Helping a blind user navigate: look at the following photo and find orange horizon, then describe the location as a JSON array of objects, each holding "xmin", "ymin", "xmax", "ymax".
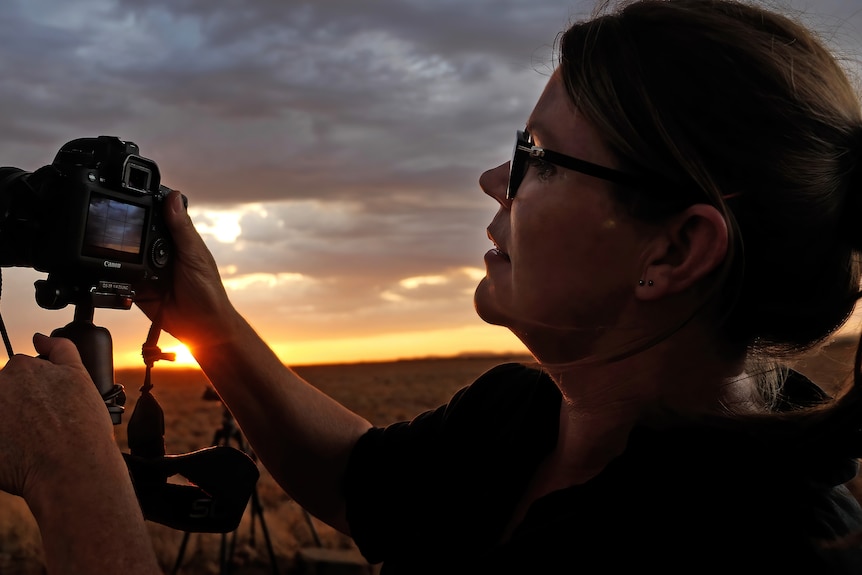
[{"xmin": 108, "ymin": 323, "xmax": 531, "ymax": 370}]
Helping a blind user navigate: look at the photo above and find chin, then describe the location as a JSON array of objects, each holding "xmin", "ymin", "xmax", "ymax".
[{"xmin": 473, "ymin": 279, "xmax": 512, "ymax": 328}]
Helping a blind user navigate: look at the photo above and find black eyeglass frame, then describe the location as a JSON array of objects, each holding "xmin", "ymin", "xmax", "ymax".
[{"xmin": 506, "ymin": 129, "xmax": 670, "ymax": 200}]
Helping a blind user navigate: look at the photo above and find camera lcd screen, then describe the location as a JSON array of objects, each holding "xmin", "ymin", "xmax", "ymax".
[{"xmin": 82, "ymin": 193, "xmax": 146, "ymax": 263}]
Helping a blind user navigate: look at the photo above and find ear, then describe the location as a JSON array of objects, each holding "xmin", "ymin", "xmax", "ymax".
[{"xmin": 636, "ymin": 204, "xmax": 728, "ymax": 301}]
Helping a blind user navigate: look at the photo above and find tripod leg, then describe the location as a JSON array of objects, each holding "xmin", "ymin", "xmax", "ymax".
[
  {"xmin": 171, "ymin": 531, "xmax": 191, "ymax": 575},
  {"xmin": 220, "ymin": 531, "xmax": 232, "ymax": 575},
  {"xmin": 303, "ymin": 507, "xmax": 322, "ymax": 547},
  {"xmin": 249, "ymin": 500, "xmax": 257, "ymax": 546},
  {"xmin": 249, "ymin": 490, "xmax": 280, "ymax": 575}
]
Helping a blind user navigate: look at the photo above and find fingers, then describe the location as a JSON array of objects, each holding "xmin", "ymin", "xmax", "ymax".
[
  {"xmin": 163, "ymin": 189, "xmax": 219, "ymax": 275},
  {"xmin": 165, "ymin": 189, "xmax": 201, "ymax": 250},
  {"xmin": 166, "ymin": 189, "xmax": 190, "ymax": 229},
  {"xmin": 32, "ymin": 334, "xmax": 83, "ymax": 368}
]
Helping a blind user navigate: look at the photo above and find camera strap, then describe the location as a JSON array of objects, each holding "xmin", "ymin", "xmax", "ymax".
[
  {"xmin": 125, "ymin": 309, "xmax": 260, "ymax": 533},
  {"xmin": 0, "ymin": 270, "xmax": 14, "ymax": 359},
  {"xmin": 127, "ymin": 312, "xmax": 175, "ymax": 462}
]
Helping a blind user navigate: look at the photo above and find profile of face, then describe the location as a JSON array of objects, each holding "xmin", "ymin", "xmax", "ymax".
[{"xmin": 474, "ymin": 71, "xmax": 651, "ymax": 360}]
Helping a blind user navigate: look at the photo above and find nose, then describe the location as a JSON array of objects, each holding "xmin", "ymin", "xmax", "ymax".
[{"xmin": 479, "ymin": 162, "xmax": 512, "ymax": 208}]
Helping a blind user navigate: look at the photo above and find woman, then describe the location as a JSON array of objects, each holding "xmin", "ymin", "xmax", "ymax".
[{"xmin": 2, "ymin": 0, "xmax": 862, "ymax": 572}]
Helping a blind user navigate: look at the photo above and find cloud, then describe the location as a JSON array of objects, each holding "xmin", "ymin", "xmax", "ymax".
[
  {"xmin": 0, "ymin": 0, "xmax": 860, "ymax": 365},
  {"xmin": 0, "ymin": 0, "xmax": 569, "ymax": 204}
]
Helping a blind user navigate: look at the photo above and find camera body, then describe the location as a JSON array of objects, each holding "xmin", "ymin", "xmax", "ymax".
[{"xmin": 0, "ymin": 136, "xmax": 183, "ymax": 309}]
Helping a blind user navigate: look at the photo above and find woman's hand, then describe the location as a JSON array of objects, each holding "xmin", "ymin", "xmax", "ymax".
[{"xmin": 135, "ymin": 189, "xmax": 242, "ymax": 349}]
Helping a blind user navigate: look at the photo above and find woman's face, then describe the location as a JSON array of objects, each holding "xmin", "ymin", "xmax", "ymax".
[{"xmin": 474, "ymin": 71, "xmax": 651, "ymax": 359}]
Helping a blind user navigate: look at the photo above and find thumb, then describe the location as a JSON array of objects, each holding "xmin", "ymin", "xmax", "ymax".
[
  {"xmin": 164, "ymin": 189, "xmax": 212, "ymax": 261},
  {"xmin": 33, "ymin": 334, "xmax": 84, "ymax": 368},
  {"xmin": 165, "ymin": 189, "xmax": 194, "ymax": 240}
]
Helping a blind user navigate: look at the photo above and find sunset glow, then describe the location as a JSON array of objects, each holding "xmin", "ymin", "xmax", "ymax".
[
  {"xmin": 110, "ymin": 323, "xmax": 527, "ymax": 370},
  {"xmin": 161, "ymin": 344, "xmax": 199, "ymax": 368}
]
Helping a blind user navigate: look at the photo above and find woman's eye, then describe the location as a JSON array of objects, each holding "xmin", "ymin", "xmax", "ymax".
[{"xmin": 526, "ymin": 157, "xmax": 557, "ymax": 181}]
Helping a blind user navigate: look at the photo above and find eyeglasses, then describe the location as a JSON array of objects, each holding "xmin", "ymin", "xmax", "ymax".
[{"xmin": 507, "ymin": 129, "xmax": 670, "ymax": 200}]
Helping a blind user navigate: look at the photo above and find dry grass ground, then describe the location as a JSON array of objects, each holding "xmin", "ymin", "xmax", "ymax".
[{"xmin": 0, "ymin": 344, "xmax": 859, "ymax": 574}]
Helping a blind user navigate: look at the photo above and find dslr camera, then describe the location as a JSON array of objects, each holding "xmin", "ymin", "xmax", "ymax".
[
  {"xmin": 0, "ymin": 138, "xmax": 259, "ymax": 535},
  {"xmin": 0, "ymin": 136, "xmax": 183, "ymax": 310}
]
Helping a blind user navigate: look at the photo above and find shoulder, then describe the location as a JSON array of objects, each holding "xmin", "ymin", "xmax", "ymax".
[
  {"xmin": 441, "ymin": 362, "xmax": 560, "ymax": 421},
  {"xmin": 373, "ymin": 362, "xmax": 560, "ymax": 448},
  {"xmin": 350, "ymin": 362, "xmax": 559, "ymax": 454},
  {"xmin": 344, "ymin": 363, "xmax": 562, "ymax": 563}
]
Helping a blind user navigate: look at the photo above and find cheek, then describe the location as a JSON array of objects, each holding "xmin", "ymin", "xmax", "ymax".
[{"xmin": 510, "ymin": 211, "xmax": 634, "ymax": 327}]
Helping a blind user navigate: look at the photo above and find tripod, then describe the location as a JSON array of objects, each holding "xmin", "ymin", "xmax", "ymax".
[{"xmin": 171, "ymin": 405, "xmax": 281, "ymax": 575}]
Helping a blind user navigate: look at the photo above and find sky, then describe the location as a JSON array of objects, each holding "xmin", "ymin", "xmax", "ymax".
[{"xmin": 0, "ymin": 0, "xmax": 860, "ymax": 370}]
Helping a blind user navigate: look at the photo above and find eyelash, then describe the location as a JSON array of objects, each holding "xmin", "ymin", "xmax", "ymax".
[{"xmin": 526, "ymin": 157, "xmax": 557, "ymax": 181}]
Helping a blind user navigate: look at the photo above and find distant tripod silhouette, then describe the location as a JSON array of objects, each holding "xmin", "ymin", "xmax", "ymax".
[{"xmin": 171, "ymin": 402, "xmax": 288, "ymax": 575}]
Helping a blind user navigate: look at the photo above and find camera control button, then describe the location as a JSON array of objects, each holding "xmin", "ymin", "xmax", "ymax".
[{"xmin": 151, "ymin": 238, "xmax": 170, "ymax": 268}]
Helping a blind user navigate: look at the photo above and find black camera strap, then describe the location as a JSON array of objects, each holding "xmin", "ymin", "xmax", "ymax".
[
  {"xmin": 126, "ymin": 312, "xmax": 174, "ymax": 462},
  {"xmin": 126, "ymin": 310, "xmax": 260, "ymax": 533},
  {"xmin": 0, "ymin": 270, "xmax": 15, "ymax": 359}
]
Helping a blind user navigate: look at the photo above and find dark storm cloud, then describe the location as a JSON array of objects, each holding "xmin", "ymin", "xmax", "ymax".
[{"xmin": 0, "ymin": 0, "xmax": 569, "ymax": 205}]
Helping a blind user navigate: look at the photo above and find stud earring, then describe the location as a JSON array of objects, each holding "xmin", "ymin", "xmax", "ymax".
[
  {"xmin": 648, "ymin": 280, "xmax": 654, "ymax": 287},
  {"xmin": 638, "ymin": 280, "xmax": 645, "ymax": 286}
]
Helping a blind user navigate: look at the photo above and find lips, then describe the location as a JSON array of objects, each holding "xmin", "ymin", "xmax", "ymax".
[
  {"xmin": 491, "ymin": 248, "xmax": 510, "ymax": 261},
  {"xmin": 487, "ymin": 229, "xmax": 511, "ymax": 261}
]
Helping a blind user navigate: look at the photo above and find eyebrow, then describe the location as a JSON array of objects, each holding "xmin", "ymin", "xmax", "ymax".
[
  {"xmin": 523, "ymin": 121, "xmax": 541, "ymax": 141},
  {"xmin": 523, "ymin": 127, "xmax": 552, "ymax": 154},
  {"xmin": 523, "ymin": 121, "xmax": 570, "ymax": 155}
]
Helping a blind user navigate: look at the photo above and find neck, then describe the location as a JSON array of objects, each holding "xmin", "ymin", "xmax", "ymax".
[{"xmin": 524, "ymin": 321, "xmax": 752, "ymax": 482}]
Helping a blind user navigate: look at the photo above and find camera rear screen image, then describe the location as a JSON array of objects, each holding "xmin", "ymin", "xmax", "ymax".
[{"xmin": 82, "ymin": 193, "xmax": 146, "ymax": 263}]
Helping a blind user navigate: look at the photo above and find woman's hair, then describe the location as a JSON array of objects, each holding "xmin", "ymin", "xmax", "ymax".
[{"xmin": 557, "ymin": 0, "xmax": 862, "ymax": 448}]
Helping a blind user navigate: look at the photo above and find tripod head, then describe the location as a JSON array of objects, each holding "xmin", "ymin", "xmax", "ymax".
[
  {"xmin": 49, "ymin": 300, "xmax": 259, "ymax": 534},
  {"xmin": 50, "ymin": 299, "xmax": 126, "ymax": 423}
]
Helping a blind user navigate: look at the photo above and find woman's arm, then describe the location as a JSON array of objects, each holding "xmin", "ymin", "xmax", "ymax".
[
  {"xmin": 192, "ymin": 315, "xmax": 372, "ymax": 533},
  {"xmin": 136, "ymin": 191, "xmax": 372, "ymax": 533}
]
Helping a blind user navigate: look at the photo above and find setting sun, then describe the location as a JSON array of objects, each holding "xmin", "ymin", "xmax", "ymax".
[{"xmin": 159, "ymin": 343, "xmax": 199, "ymax": 368}]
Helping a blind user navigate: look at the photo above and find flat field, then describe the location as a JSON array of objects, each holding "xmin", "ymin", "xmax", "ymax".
[{"xmin": 0, "ymin": 343, "xmax": 859, "ymax": 574}]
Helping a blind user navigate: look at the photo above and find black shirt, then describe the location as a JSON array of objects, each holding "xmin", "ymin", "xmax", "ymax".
[{"xmin": 344, "ymin": 363, "xmax": 862, "ymax": 573}]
